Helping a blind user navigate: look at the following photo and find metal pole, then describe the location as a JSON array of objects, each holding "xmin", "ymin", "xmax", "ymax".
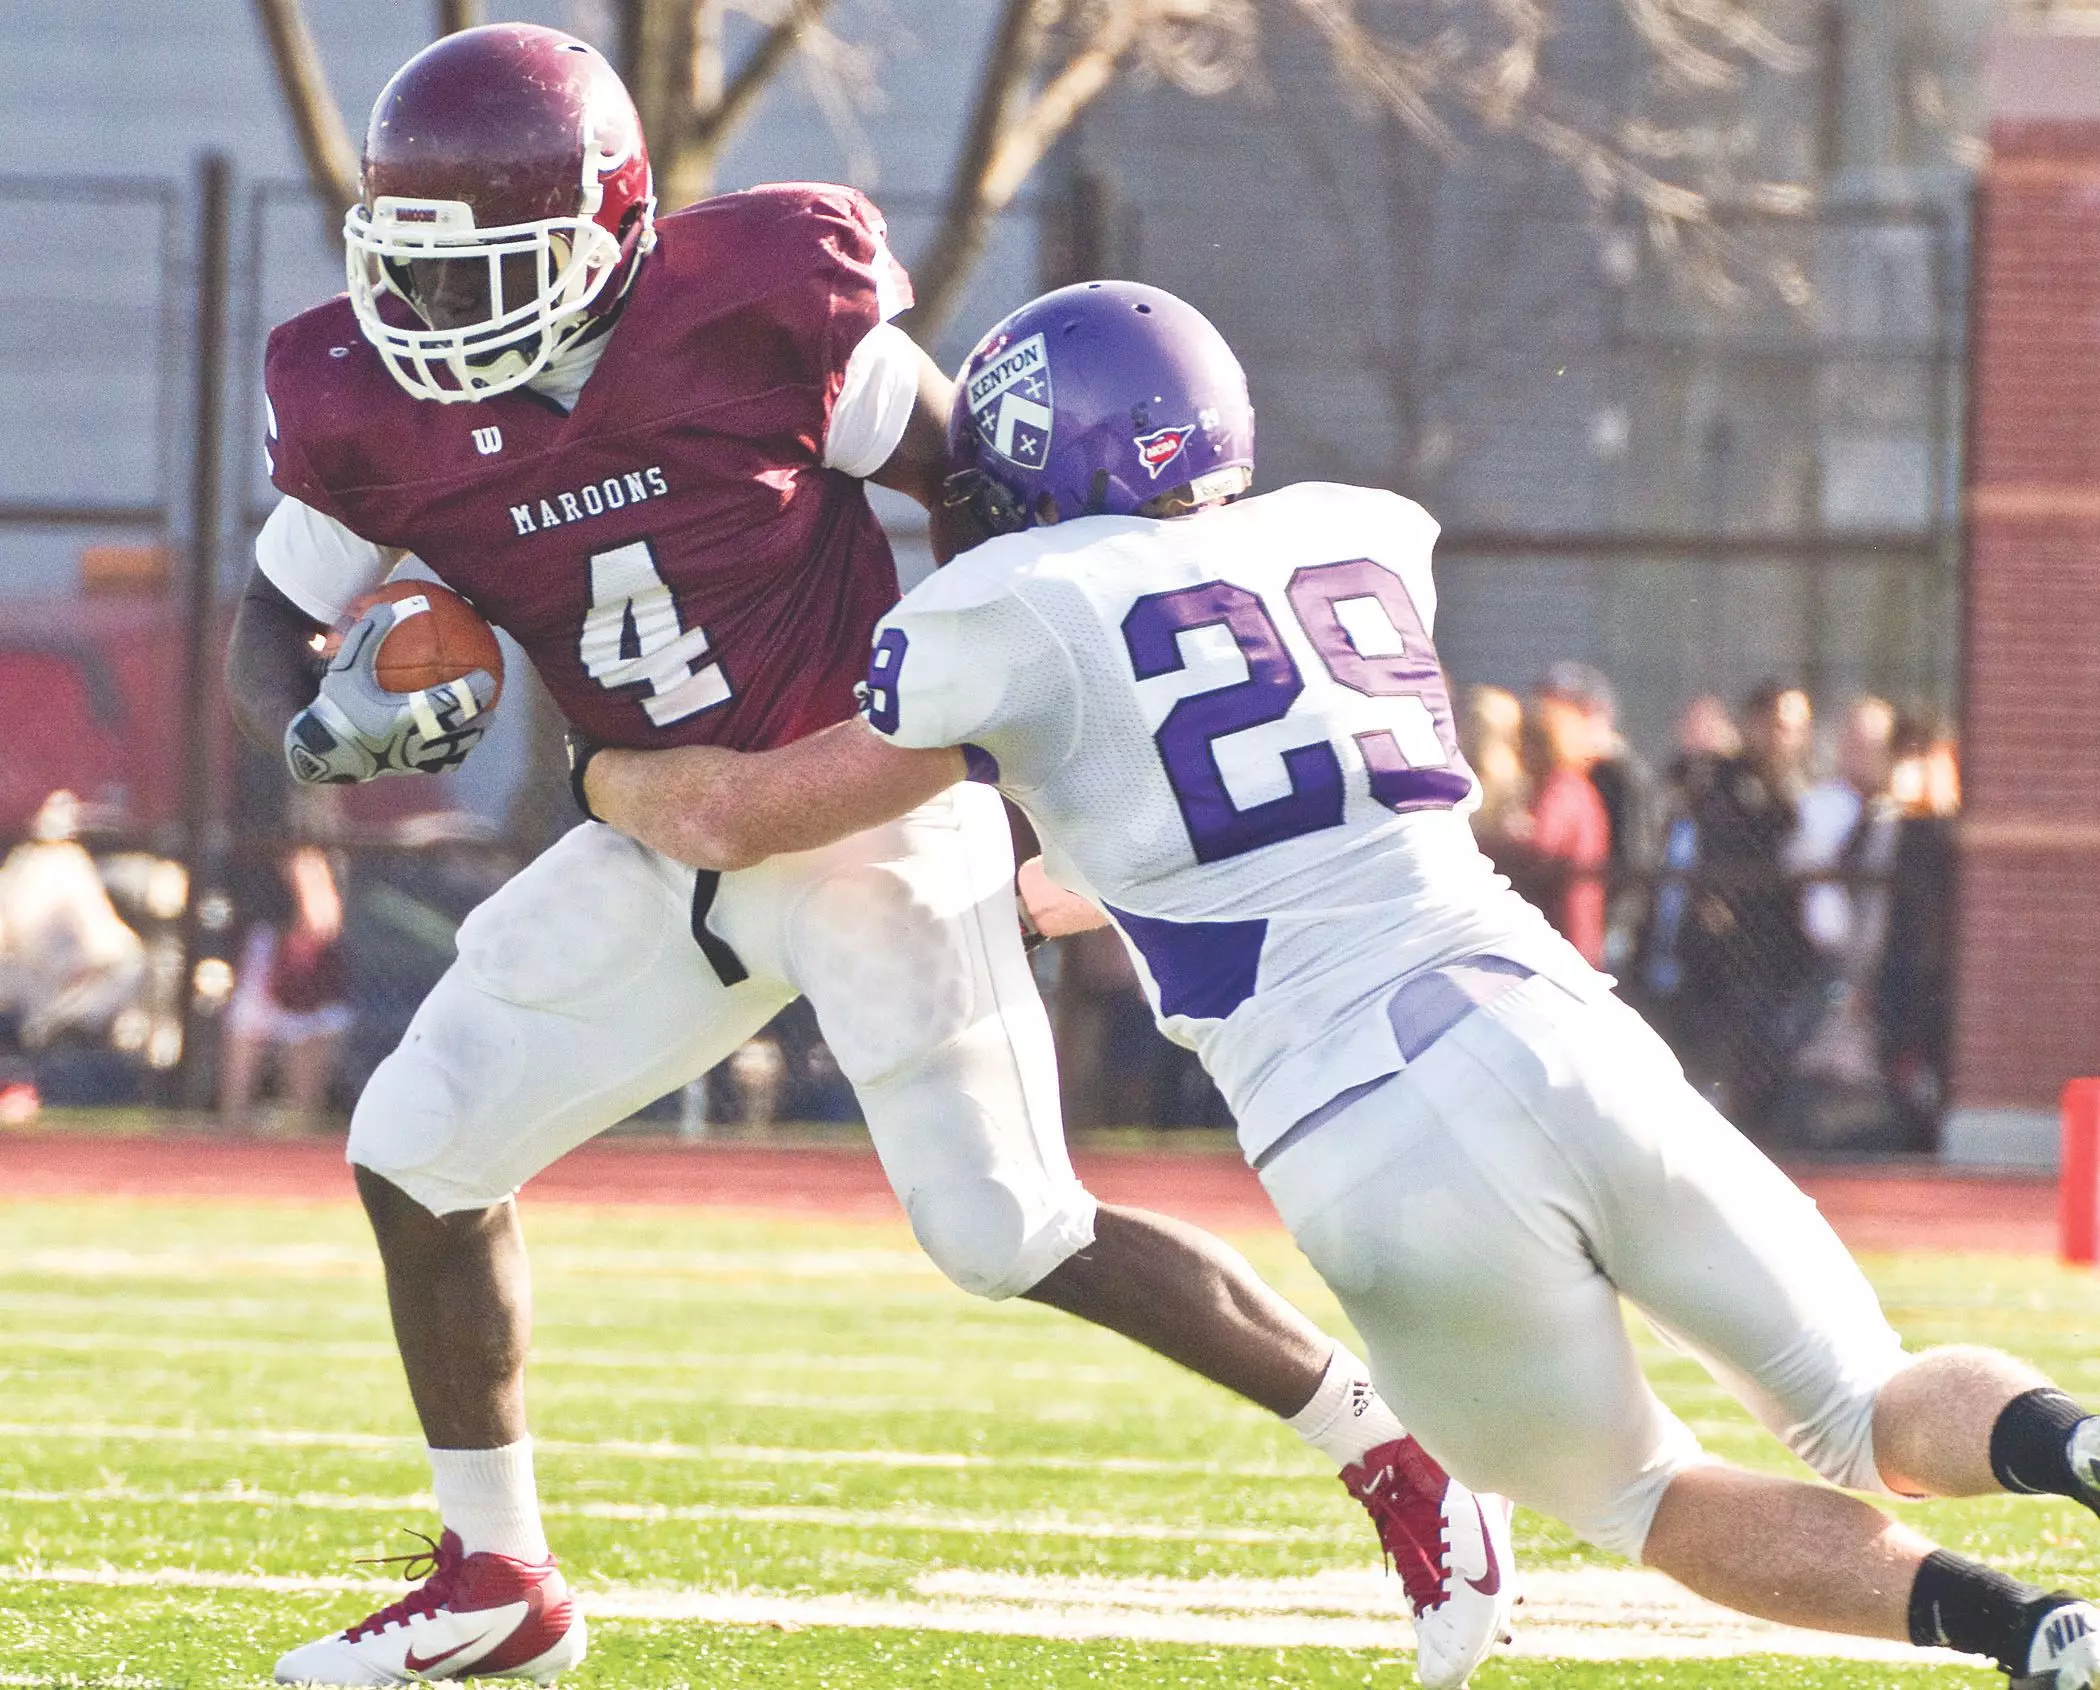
[{"xmin": 175, "ymin": 152, "xmax": 231, "ymax": 1110}]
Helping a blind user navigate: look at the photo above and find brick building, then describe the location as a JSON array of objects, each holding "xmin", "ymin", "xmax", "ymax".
[{"xmin": 1953, "ymin": 30, "xmax": 2100, "ymax": 1163}]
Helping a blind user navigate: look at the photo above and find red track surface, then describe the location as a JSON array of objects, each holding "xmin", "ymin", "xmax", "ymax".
[{"xmin": 0, "ymin": 1132, "xmax": 2064, "ymax": 1254}]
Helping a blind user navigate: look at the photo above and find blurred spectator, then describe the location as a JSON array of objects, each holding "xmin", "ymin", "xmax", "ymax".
[
  {"xmin": 1790, "ymin": 697, "xmax": 1899, "ymax": 1090},
  {"xmin": 1510, "ymin": 691, "xmax": 1611, "ymax": 965},
  {"xmin": 1666, "ymin": 693, "xmax": 1743, "ymax": 808},
  {"xmin": 1637, "ymin": 695, "xmax": 1743, "ymax": 1008},
  {"xmin": 219, "ymin": 845, "xmax": 350, "ymax": 1134},
  {"xmin": 0, "ymin": 790, "xmax": 146, "ymax": 1050},
  {"xmin": 1642, "ymin": 682, "xmax": 1816, "ymax": 1133},
  {"xmin": 1541, "ymin": 661, "xmax": 1658, "ymax": 965},
  {"xmin": 1876, "ymin": 714, "xmax": 1960, "ymax": 1140},
  {"xmin": 1460, "ymin": 685, "xmax": 1531, "ymax": 852},
  {"xmin": 725, "ymin": 1037, "xmax": 788, "ymax": 1133}
]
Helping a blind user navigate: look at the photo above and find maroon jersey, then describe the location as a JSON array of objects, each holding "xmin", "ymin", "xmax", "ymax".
[{"xmin": 263, "ymin": 184, "xmax": 910, "ymax": 751}]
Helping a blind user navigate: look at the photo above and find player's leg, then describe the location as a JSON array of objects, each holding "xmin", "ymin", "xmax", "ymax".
[
  {"xmin": 1472, "ymin": 976, "xmax": 2100, "ymax": 1679},
  {"xmin": 748, "ymin": 788, "xmax": 1508, "ymax": 1680},
  {"xmin": 351, "ymin": 820, "xmax": 790, "ymax": 1447},
  {"xmin": 1258, "ymin": 975, "xmax": 2100, "ymax": 1680},
  {"xmin": 278, "ymin": 823, "xmax": 791, "ymax": 1685},
  {"xmin": 737, "ymin": 788, "xmax": 1333, "ymax": 1408},
  {"xmin": 1641, "ymin": 1464, "xmax": 1931, "ymax": 1635},
  {"xmin": 1876, "ymin": 1346, "xmax": 2100, "ymax": 1511}
]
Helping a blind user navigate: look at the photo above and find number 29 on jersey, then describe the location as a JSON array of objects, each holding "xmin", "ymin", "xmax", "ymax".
[{"xmin": 1122, "ymin": 557, "xmax": 1472, "ymax": 864}]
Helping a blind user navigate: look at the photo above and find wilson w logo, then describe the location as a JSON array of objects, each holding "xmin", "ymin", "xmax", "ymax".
[{"xmin": 471, "ymin": 426, "xmax": 504, "ymax": 456}]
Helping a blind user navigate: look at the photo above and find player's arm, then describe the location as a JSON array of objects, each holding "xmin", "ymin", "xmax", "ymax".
[
  {"xmin": 859, "ymin": 344, "xmax": 1006, "ymax": 565},
  {"xmin": 863, "ymin": 340, "xmax": 953, "ymax": 512},
  {"xmin": 581, "ymin": 720, "xmax": 964, "ymax": 871},
  {"xmin": 226, "ymin": 566, "xmax": 327, "ymax": 752},
  {"xmin": 228, "ymin": 494, "xmax": 492, "ymax": 783},
  {"xmin": 829, "ymin": 329, "xmax": 985, "ymax": 565}
]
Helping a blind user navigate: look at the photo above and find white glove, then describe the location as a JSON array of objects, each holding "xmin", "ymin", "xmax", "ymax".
[{"xmin": 284, "ymin": 598, "xmax": 497, "ymax": 785}]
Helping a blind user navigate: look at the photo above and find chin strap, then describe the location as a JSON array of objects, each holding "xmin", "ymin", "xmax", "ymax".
[{"xmin": 941, "ymin": 468, "xmax": 1033, "ymax": 539}]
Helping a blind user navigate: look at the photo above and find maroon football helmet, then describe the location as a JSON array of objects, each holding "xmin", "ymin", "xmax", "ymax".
[{"xmin": 344, "ymin": 24, "xmax": 656, "ymax": 403}]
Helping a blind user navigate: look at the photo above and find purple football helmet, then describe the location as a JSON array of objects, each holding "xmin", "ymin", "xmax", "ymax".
[{"xmin": 947, "ymin": 281, "xmax": 1254, "ymax": 531}]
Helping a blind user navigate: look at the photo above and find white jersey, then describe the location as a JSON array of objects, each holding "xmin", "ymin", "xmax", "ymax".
[{"xmin": 864, "ymin": 481, "xmax": 1598, "ymax": 1162}]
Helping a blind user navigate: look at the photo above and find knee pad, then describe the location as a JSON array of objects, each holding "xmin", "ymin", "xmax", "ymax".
[
  {"xmin": 346, "ymin": 1035, "xmax": 497, "ymax": 1216},
  {"xmin": 904, "ymin": 1174, "xmax": 1097, "ymax": 1301}
]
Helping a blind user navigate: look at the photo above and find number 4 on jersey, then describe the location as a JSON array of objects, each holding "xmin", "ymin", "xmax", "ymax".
[{"xmin": 579, "ymin": 539, "xmax": 733, "ymax": 727}]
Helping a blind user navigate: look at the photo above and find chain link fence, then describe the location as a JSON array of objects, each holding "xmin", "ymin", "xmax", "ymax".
[{"xmin": 0, "ymin": 164, "xmax": 1966, "ymax": 1154}]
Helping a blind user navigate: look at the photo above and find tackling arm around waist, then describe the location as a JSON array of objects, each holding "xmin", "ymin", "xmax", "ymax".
[{"xmin": 585, "ymin": 719, "xmax": 965, "ymax": 870}]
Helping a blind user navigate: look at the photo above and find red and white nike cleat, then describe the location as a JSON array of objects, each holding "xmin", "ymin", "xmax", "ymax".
[
  {"xmin": 274, "ymin": 1531, "xmax": 586, "ymax": 1685},
  {"xmin": 1341, "ymin": 1437, "xmax": 1516, "ymax": 1690}
]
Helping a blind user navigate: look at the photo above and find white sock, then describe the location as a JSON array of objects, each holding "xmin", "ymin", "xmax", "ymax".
[
  {"xmin": 428, "ymin": 1439, "xmax": 550, "ymax": 1562},
  {"xmin": 1286, "ymin": 1345, "xmax": 1408, "ymax": 1469}
]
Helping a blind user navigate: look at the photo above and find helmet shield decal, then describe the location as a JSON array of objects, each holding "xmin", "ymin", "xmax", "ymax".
[
  {"xmin": 1134, "ymin": 424, "xmax": 1194, "ymax": 479},
  {"xmin": 966, "ymin": 333, "xmax": 1053, "ymax": 470},
  {"xmin": 946, "ymin": 280, "xmax": 1253, "ymax": 530}
]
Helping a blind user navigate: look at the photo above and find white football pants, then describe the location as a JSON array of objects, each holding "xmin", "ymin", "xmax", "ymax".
[
  {"xmin": 1258, "ymin": 971, "xmax": 1907, "ymax": 1561},
  {"xmin": 347, "ymin": 783, "xmax": 1096, "ymax": 1300}
]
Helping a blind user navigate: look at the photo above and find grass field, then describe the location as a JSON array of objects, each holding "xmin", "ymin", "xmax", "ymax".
[{"xmin": 2, "ymin": 1191, "xmax": 2097, "ymax": 1688}]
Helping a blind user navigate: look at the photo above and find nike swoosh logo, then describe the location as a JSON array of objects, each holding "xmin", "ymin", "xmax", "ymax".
[
  {"xmin": 403, "ymin": 1630, "xmax": 494, "ymax": 1675},
  {"xmin": 1464, "ymin": 1497, "xmax": 1502, "ymax": 1597}
]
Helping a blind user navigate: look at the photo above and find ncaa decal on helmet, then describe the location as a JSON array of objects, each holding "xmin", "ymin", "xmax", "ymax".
[
  {"xmin": 946, "ymin": 281, "xmax": 1254, "ymax": 530},
  {"xmin": 344, "ymin": 24, "xmax": 657, "ymax": 404}
]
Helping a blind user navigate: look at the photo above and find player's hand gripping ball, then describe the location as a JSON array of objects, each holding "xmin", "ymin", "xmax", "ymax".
[{"xmin": 285, "ymin": 581, "xmax": 504, "ymax": 785}]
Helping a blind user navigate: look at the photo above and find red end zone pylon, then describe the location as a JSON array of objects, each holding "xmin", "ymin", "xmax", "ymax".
[{"xmin": 2063, "ymin": 1079, "xmax": 2100, "ymax": 1266}]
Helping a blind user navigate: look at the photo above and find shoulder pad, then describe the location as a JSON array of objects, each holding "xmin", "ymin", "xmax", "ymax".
[{"xmin": 897, "ymin": 532, "xmax": 1056, "ymax": 614}]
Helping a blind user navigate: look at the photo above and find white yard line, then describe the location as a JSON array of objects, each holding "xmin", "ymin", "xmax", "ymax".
[
  {"xmin": 0, "ymin": 1485, "xmax": 1346, "ymax": 1546},
  {"xmin": 0, "ymin": 1562, "xmax": 1970, "ymax": 1663},
  {"xmin": 0, "ymin": 1421, "xmax": 1307, "ymax": 1478},
  {"xmin": 0, "ymin": 1246, "xmax": 936, "ymax": 1282},
  {"xmin": 0, "ymin": 1422, "xmax": 416, "ymax": 1452}
]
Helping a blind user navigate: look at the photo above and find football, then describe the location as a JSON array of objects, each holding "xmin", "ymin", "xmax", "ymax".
[{"xmin": 341, "ymin": 579, "xmax": 504, "ymax": 705}]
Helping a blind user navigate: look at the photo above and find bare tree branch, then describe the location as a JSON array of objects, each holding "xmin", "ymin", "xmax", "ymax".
[
  {"xmin": 982, "ymin": 8, "xmax": 1143, "ymax": 204},
  {"xmin": 695, "ymin": 0, "xmax": 838, "ymax": 152},
  {"xmin": 618, "ymin": 0, "xmax": 698, "ymax": 198},
  {"xmin": 251, "ymin": 0, "xmax": 359, "ymax": 218},
  {"xmin": 1291, "ymin": 0, "xmax": 1814, "ymax": 308},
  {"xmin": 907, "ymin": 0, "xmax": 1207, "ymax": 341},
  {"xmin": 621, "ymin": 0, "xmax": 843, "ymax": 212}
]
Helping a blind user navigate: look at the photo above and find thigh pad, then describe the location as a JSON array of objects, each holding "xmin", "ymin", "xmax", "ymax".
[{"xmin": 454, "ymin": 824, "xmax": 687, "ymax": 1015}]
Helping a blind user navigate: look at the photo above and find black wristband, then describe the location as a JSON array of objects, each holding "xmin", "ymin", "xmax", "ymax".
[{"xmin": 566, "ymin": 733, "xmax": 605, "ymax": 823}]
